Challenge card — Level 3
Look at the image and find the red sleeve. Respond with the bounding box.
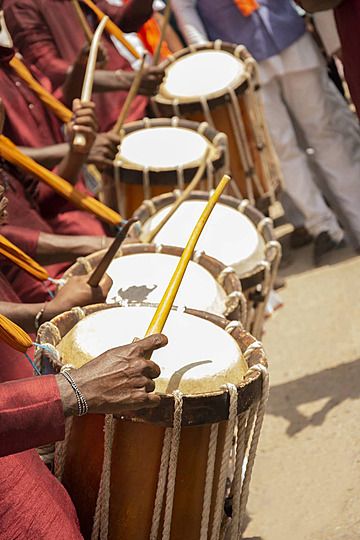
[4,0,70,89]
[93,0,154,32]
[0,374,65,457]
[1,225,40,259]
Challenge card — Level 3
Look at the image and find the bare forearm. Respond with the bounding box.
[36,232,110,264]
[56,148,88,185]
[93,69,129,93]
[0,301,61,333]
[62,63,86,108]
[20,144,69,169]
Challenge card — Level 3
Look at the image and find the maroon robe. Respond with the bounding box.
[0,45,105,239]
[0,274,81,538]
[4,0,153,131]
[335,0,360,120]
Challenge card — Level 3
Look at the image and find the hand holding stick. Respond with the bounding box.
[140,146,211,243]
[87,218,138,287]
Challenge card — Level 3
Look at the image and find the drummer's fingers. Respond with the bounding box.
[141,359,161,379]
[134,377,156,393]
[135,333,168,355]
[144,392,161,408]
[96,273,113,296]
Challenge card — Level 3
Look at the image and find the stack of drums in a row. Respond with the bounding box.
[36,42,281,540]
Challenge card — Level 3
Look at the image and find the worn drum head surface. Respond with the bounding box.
[142,201,265,276]
[161,50,246,100]
[106,252,226,315]
[118,127,210,169]
[57,306,248,394]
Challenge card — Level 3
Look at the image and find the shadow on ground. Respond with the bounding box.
[267,357,360,436]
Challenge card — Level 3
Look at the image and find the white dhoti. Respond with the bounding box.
[259,33,360,248]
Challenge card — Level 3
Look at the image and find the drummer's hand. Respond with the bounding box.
[68,99,98,153]
[87,131,121,171]
[138,66,165,96]
[57,334,167,416]
[44,274,112,321]
[117,66,165,96]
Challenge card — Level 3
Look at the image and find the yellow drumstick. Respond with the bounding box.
[0,235,49,281]
[73,16,109,149]
[0,134,122,225]
[145,174,230,340]
[141,147,211,244]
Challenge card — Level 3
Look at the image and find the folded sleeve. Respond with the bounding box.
[0,374,65,457]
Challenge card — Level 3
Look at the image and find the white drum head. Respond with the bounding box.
[142,201,265,276]
[106,252,227,315]
[161,50,246,100]
[57,306,248,394]
[118,127,209,170]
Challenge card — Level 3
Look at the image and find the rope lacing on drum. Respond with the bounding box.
[150,390,183,540]
[218,266,237,286]
[76,256,93,274]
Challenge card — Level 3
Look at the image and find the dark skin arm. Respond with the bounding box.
[92,65,165,96]
[56,334,167,416]
[35,232,112,265]
[0,274,112,333]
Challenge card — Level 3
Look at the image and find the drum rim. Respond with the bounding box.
[36,303,267,426]
[133,190,278,288]
[61,242,242,320]
[114,117,226,184]
[153,41,251,113]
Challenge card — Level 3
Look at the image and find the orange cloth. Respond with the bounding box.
[138,17,171,61]
[82,0,140,59]
[234,0,259,16]
[9,55,72,124]
[0,234,49,282]
[0,135,122,226]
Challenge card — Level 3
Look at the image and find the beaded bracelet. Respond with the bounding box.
[60,365,89,416]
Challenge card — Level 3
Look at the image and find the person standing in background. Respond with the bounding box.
[172,0,360,265]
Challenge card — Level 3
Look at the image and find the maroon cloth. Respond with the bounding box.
[0,46,106,237]
[4,0,152,131]
[0,272,33,382]
[335,0,360,119]
[0,274,81,538]
[0,46,63,147]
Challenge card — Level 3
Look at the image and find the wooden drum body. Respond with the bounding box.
[103,117,226,217]
[152,41,283,208]
[37,304,268,540]
[62,243,245,321]
[134,191,282,338]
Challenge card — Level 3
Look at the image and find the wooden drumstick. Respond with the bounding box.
[153,0,172,66]
[141,146,211,244]
[73,16,109,149]
[71,0,93,43]
[113,54,147,135]
[144,174,231,345]
[87,218,138,288]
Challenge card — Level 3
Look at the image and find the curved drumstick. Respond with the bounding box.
[140,146,211,244]
[144,174,231,354]
[71,0,93,43]
[113,54,147,134]
[153,0,172,66]
[73,16,109,149]
[87,218,138,288]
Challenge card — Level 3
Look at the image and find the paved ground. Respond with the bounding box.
[244,241,360,540]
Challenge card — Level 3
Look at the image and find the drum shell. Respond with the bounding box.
[61,243,244,321]
[37,304,266,540]
[133,191,281,337]
[104,117,227,218]
[153,42,282,206]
